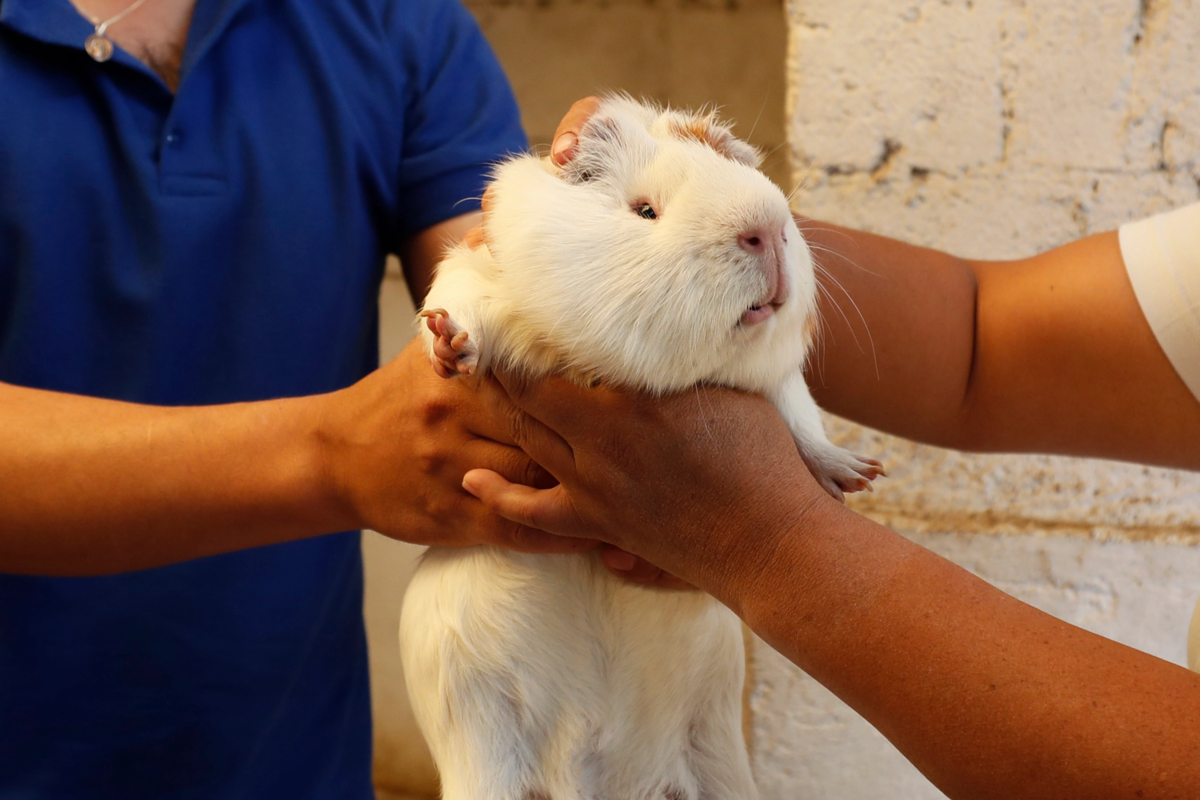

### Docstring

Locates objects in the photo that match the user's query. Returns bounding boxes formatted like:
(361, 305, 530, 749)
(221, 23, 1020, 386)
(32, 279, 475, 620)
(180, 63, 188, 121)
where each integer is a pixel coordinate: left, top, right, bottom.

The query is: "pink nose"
(738, 225, 787, 254)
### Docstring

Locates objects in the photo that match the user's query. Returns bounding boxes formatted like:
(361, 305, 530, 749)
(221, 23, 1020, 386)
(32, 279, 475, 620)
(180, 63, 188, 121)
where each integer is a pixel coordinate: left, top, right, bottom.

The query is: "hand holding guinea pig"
(400, 96, 882, 800)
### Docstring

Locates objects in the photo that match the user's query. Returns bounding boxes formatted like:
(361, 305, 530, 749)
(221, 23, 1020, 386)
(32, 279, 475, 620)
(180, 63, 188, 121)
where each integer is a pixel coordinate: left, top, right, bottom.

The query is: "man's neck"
(69, 0, 197, 92)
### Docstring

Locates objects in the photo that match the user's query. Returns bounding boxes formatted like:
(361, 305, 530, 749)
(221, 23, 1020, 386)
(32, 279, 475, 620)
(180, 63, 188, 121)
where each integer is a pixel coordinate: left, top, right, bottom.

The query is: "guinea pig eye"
(634, 203, 658, 220)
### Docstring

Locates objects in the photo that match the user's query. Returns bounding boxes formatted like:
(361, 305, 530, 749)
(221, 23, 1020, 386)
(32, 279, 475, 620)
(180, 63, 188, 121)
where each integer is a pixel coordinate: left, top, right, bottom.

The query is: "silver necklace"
(82, 0, 156, 62)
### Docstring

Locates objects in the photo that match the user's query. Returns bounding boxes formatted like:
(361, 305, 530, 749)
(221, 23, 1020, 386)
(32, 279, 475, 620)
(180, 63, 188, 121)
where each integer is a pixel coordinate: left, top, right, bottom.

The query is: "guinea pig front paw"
(419, 308, 479, 378)
(798, 443, 885, 502)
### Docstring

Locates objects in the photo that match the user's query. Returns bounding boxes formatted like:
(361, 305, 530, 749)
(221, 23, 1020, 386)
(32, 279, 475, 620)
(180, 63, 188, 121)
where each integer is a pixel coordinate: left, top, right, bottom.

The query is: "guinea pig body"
(399, 96, 881, 800)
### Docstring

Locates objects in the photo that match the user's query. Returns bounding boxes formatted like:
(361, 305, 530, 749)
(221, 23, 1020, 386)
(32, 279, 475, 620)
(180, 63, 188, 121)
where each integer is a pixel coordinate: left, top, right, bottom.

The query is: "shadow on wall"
(468, 0, 790, 190)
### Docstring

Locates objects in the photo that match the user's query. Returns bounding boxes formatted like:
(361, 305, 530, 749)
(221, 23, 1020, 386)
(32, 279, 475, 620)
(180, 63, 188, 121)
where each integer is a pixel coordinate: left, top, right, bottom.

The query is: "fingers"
(475, 372, 579, 478)
(601, 547, 695, 590)
(462, 469, 591, 539)
(487, 367, 609, 438)
(463, 226, 485, 249)
(467, 187, 495, 251)
(551, 96, 602, 166)
(491, 521, 599, 555)
(460, 439, 555, 489)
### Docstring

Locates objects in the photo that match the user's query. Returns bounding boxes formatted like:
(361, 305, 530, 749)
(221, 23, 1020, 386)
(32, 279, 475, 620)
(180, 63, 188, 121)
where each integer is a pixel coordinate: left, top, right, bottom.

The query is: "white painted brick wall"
(765, 1, 1200, 796)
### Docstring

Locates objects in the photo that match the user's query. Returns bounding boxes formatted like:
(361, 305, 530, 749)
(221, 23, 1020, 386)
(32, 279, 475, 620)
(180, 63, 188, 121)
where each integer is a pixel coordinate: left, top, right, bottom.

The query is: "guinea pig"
(399, 95, 882, 800)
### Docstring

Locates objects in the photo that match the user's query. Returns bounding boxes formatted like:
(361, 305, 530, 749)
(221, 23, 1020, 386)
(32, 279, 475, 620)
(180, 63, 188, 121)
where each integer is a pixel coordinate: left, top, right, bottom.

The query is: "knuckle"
(411, 441, 446, 477)
(416, 395, 453, 427)
(504, 405, 536, 445)
(516, 453, 553, 489)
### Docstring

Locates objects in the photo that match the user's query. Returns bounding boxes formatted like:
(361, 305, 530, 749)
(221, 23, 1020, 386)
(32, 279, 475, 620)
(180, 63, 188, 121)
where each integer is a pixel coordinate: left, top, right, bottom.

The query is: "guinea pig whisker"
(745, 96, 768, 143)
(691, 384, 716, 442)
(812, 262, 879, 377)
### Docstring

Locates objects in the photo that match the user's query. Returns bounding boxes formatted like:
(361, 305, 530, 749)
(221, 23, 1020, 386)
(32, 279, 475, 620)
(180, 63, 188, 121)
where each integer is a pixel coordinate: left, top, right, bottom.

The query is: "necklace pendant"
(85, 33, 114, 62)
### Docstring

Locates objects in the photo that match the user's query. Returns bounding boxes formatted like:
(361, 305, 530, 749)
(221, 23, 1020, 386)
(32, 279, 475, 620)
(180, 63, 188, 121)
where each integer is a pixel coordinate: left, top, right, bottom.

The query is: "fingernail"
(604, 550, 637, 572)
(461, 472, 481, 496)
(551, 132, 577, 164)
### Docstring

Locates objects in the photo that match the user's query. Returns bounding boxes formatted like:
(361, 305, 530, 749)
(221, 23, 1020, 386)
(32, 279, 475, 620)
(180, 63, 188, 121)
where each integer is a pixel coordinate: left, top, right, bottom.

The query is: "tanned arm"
(805, 223, 1200, 469)
(0, 211, 583, 576)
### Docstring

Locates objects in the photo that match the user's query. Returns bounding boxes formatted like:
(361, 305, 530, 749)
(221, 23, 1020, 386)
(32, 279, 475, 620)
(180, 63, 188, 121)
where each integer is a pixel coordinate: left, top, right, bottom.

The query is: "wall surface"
(465, 0, 791, 188)
(763, 0, 1200, 796)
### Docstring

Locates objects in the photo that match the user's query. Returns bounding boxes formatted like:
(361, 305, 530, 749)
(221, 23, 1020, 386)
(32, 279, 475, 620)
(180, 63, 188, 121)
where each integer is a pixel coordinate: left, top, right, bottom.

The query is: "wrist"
(727, 494, 876, 646)
(303, 389, 367, 534)
(706, 489, 845, 622)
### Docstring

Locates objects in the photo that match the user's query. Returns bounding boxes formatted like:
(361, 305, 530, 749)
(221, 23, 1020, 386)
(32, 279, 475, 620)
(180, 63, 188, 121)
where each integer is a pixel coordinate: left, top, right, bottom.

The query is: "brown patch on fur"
(668, 115, 718, 146)
(802, 311, 820, 346)
(666, 115, 759, 167)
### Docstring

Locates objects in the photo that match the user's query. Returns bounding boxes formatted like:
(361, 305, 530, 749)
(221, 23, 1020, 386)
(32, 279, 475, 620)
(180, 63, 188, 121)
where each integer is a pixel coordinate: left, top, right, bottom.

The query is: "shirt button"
(165, 131, 182, 145)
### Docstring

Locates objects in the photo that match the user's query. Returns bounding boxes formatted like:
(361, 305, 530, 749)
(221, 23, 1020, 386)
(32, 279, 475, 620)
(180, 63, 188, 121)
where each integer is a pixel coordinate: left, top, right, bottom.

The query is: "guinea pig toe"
(857, 455, 887, 480)
(420, 308, 451, 337)
(837, 453, 885, 493)
(421, 308, 479, 378)
(803, 445, 884, 499)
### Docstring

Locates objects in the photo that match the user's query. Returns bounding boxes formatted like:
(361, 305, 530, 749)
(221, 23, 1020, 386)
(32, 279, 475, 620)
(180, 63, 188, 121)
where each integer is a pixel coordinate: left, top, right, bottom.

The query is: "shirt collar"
(0, 0, 96, 51)
(0, 0, 254, 89)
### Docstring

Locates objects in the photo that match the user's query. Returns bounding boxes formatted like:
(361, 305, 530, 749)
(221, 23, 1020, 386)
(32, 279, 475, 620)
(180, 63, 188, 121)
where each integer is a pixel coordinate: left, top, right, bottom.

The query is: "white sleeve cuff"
(1119, 202, 1200, 404)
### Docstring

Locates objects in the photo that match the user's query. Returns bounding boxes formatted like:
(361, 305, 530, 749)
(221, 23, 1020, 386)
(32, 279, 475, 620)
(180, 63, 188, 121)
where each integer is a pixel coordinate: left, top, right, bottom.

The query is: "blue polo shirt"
(0, 0, 525, 797)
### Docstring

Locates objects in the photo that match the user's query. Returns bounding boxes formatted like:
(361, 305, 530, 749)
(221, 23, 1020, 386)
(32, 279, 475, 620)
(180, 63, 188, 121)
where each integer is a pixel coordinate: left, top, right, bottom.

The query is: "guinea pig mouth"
(739, 283, 788, 327)
(739, 303, 777, 326)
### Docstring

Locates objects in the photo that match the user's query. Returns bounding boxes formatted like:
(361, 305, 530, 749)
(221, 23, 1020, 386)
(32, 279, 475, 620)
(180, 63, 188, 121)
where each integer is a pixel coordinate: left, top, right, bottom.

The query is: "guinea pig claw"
(802, 444, 885, 500)
(422, 308, 480, 379)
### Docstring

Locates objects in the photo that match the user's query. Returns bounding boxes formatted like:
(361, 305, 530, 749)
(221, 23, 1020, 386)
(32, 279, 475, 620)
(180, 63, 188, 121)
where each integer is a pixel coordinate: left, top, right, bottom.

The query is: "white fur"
(400, 96, 879, 800)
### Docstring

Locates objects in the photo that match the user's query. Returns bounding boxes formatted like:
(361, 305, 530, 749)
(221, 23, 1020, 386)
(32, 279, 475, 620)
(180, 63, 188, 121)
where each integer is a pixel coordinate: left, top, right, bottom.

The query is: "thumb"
(463, 469, 592, 539)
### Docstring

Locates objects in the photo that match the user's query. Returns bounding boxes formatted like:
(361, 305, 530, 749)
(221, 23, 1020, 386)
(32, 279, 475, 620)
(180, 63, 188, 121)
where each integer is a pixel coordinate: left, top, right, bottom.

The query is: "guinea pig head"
(483, 97, 817, 393)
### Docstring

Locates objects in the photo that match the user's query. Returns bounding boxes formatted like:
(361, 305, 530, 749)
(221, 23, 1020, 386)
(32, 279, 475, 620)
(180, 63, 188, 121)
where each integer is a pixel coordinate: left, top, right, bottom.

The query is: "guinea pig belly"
(400, 546, 755, 800)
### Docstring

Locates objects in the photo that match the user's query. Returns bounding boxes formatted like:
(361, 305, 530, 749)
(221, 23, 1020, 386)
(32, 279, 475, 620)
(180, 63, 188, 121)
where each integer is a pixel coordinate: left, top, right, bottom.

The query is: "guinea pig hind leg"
(768, 370, 885, 501)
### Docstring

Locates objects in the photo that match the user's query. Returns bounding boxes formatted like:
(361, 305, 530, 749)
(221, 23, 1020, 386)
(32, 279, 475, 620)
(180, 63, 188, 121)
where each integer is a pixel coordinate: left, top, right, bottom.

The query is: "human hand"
(316, 338, 597, 554)
(549, 95, 602, 165)
(461, 370, 838, 605)
(461, 97, 603, 251)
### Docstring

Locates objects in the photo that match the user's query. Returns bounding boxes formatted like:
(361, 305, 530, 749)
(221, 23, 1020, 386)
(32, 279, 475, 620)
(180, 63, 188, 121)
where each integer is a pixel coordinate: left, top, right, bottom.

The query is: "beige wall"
(467, 0, 790, 188)
(757, 0, 1200, 796)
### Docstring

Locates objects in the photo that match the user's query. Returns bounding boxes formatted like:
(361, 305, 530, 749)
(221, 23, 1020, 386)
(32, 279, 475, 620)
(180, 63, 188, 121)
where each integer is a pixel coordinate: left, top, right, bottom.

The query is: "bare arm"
(804, 223, 1200, 469)
(464, 375, 1200, 800)
(0, 211, 584, 576)
(397, 210, 481, 303)
(0, 383, 334, 574)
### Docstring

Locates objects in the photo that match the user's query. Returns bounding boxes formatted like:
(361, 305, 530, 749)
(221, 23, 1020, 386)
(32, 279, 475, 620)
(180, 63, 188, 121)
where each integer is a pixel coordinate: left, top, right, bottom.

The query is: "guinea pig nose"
(737, 225, 787, 255)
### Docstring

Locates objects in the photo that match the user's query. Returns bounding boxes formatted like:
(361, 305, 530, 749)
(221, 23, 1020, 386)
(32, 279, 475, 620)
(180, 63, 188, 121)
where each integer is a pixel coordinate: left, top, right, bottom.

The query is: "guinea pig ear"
(663, 111, 762, 168)
(559, 113, 638, 186)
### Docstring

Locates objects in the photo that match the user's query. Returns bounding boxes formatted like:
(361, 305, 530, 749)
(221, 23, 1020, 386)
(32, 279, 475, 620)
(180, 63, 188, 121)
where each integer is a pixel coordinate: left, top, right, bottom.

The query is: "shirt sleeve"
(389, 0, 528, 241)
(1119, 202, 1200, 403)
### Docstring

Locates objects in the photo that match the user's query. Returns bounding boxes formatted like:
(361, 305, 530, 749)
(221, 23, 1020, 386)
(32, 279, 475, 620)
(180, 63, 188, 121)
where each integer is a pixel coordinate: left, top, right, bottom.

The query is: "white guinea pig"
(399, 96, 882, 800)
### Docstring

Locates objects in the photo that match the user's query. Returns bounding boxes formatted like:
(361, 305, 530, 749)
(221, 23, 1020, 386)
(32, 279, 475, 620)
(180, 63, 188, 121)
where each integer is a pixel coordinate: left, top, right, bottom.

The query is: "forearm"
(0, 382, 347, 575)
(800, 220, 978, 447)
(732, 500, 1200, 799)
(803, 221, 1200, 469)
